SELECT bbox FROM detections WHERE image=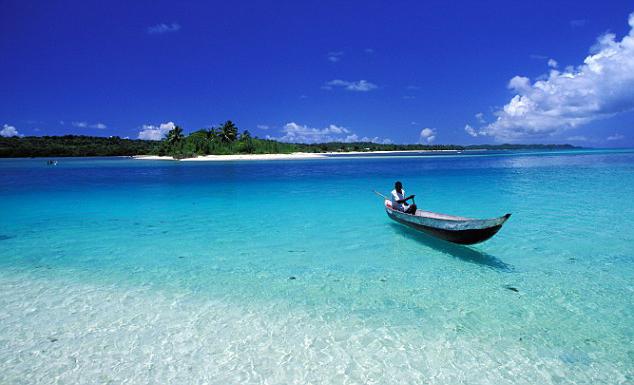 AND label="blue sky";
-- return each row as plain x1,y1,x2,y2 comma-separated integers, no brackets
1,0,633,146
